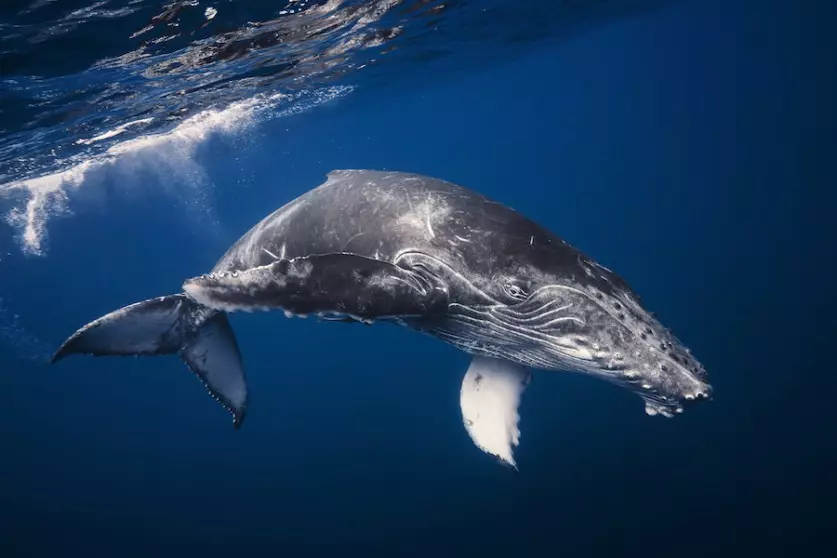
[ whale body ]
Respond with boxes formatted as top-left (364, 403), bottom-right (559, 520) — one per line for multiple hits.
top-left (53, 170), bottom-right (712, 468)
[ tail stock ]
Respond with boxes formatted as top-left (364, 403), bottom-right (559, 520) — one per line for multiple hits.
top-left (51, 294), bottom-right (247, 427)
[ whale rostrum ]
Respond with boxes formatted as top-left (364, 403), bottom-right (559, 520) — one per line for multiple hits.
top-left (53, 170), bottom-right (712, 468)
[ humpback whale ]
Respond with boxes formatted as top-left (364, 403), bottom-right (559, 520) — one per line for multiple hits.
top-left (53, 170), bottom-right (711, 468)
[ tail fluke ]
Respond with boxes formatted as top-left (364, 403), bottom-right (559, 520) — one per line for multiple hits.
top-left (179, 309), bottom-right (247, 427)
top-left (52, 294), bottom-right (248, 427)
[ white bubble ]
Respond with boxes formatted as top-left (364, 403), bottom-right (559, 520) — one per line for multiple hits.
top-left (0, 86), bottom-right (353, 257)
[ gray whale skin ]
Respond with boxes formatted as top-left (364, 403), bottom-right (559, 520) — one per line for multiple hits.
top-left (53, 170), bottom-right (712, 469)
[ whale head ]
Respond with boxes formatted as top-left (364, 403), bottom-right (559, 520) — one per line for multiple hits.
top-left (491, 280), bottom-right (711, 417)
top-left (406, 246), bottom-right (712, 417)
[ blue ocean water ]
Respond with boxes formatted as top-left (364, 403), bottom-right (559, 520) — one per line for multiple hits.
top-left (1, 0), bottom-right (836, 556)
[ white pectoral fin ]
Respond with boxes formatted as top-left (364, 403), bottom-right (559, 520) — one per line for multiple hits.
top-left (460, 356), bottom-right (532, 469)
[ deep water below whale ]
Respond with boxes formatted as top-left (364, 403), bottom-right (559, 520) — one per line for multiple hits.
top-left (1, 0), bottom-right (836, 556)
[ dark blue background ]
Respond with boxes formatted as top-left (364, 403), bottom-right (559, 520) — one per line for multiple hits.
top-left (2, 0), bottom-right (835, 555)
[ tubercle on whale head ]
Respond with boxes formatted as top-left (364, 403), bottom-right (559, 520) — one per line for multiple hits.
top-left (468, 272), bottom-right (712, 417)
top-left (575, 283), bottom-right (713, 416)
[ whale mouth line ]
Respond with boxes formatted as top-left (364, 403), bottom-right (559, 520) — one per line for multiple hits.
top-left (641, 387), bottom-right (713, 417)
top-left (556, 283), bottom-right (710, 389)
top-left (444, 287), bottom-right (713, 413)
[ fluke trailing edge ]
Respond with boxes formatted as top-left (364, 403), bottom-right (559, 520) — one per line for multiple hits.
top-left (52, 170), bottom-right (712, 469)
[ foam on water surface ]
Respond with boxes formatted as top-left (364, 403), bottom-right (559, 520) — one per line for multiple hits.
top-left (0, 86), bottom-right (352, 256)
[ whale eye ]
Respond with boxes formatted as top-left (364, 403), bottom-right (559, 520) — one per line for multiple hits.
top-left (503, 283), bottom-right (529, 301)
